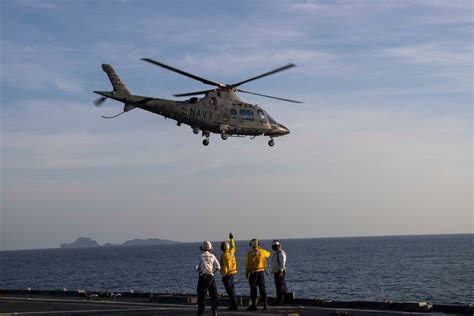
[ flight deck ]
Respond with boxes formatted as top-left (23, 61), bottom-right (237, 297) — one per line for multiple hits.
top-left (0, 290), bottom-right (472, 316)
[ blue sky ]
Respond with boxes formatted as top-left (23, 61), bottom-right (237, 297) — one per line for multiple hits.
top-left (1, 0), bottom-right (472, 250)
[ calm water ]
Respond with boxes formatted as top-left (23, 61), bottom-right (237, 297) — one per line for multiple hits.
top-left (1, 235), bottom-right (473, 304)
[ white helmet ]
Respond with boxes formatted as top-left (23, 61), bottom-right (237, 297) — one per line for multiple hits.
top-left (201, 240), bottom-right (213, 251)
top-left (272, 240), bottom-right (281, 251)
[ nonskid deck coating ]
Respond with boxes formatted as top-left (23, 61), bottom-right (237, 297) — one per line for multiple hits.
top-left (0, 291), bottom-right (472, 316)
top-left (1, 296), bottom-right (295, 315)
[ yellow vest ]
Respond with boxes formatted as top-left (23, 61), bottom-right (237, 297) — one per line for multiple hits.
top-left (220, 238), bottom-right (237, 276)
top-left (245, 247), bottom-right (270, 274)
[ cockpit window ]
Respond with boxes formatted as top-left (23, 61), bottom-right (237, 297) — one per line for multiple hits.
top-left (266, 112), bottom-right (277, 125)
top-left (257, 110), bottom-right (267, 122)
top-left (239, 109), bottom-right (254, 121)
top-left (230, 109), bottom-right (237, 118)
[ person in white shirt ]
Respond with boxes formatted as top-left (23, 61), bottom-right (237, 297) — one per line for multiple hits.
top-left (195, 240), bottom-right (221, 316)
top-left (271, 240), bottom-right (287, 305)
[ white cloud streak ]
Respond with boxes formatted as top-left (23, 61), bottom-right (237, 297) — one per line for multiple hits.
top-left (383, 42), bottom-right (473, 66)
top-left (0, 41), bottom-right (85, 94)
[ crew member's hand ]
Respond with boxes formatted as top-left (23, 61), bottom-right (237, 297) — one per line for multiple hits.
top-left (276, 271), bottom-right (283, 277)
top-left (229, 233), bottom-right (233, 239)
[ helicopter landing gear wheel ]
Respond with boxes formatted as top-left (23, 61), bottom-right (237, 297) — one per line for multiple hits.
top-left (221, 133), bottom-right (228, 140)
top-left (202, 131), bottom-right (210, 146)
top-left (268, 138), bottom-right (275, 147)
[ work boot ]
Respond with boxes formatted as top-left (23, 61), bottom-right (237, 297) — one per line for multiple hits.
top-left (247, 304), bottom-right (258, 311)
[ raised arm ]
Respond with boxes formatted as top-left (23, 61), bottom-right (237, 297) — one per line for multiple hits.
top-left (229, 233), bottom-right (236, 254)
top-left (260, 247), bottom-right (271, 258)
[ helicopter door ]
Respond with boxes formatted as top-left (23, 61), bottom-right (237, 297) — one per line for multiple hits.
top-left (239, 109), bottom-right (255, 133)
top-left (230, 109), bottom-right (238, 121)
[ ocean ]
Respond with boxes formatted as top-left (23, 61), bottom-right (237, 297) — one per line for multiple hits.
top-left (0, 234), bottom-right (472, 304)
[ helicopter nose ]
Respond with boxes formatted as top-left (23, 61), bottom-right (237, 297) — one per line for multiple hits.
top-left (278, 124), bottom-right (290, 135)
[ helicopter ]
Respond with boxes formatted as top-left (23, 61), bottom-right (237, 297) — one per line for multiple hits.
top-left (94, 58), bottom-right (302, 146)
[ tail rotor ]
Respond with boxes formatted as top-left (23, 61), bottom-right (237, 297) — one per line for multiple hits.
top-left (93, 96), bottom-right (108, 107)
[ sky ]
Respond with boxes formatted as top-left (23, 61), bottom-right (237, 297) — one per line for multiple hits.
top-left (0, 0), bottom-right (472, 250)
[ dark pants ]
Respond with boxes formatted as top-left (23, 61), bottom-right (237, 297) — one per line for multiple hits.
top-left (222, 274), bottom-right (238, 308)
top-left (248, 271), bottom-right (267, 307)
top-left (274, 270), bottom-right (287, 304)
top-left (197, 274), bottom-right (218, 315)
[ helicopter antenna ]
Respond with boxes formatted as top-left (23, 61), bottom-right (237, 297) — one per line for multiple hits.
top-left (101, 111), bottom-right (126, 119)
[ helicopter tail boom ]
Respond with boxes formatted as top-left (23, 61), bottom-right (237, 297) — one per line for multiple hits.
top-left (94, 64), bottom-right (145, 113)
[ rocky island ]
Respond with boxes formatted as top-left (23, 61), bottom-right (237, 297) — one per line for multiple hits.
top-left (60, 237), bottom-right (99, 248)
top-left (60, 237), bottom-right (179, 248)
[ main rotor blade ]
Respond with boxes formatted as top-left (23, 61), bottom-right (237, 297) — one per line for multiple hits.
top-left (141, 58), bottom-right (226, 88)
top-left (231, 63), bottom-right (296, 87)
top-left (173, 89), bottom-right (216, 97)
top-left (238, 89), bottom-right (303, 103)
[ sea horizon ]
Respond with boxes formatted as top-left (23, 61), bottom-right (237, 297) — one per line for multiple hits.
top-left (1, 232), bottom-right (473, 252)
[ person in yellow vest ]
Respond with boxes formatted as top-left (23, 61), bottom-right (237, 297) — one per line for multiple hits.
top-left (245, 238), bottom-right (270, 311)
top-left (220, 233), bottom-right (239, 310)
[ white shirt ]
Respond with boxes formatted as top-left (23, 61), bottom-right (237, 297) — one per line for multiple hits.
top-left (195, 251), bottom-right (220, 276)
top-left (271, 249), bottom-right (287, 273)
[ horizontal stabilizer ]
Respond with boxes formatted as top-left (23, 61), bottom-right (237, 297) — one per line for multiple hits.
top-left (93, 90), bottom-right (154, 105)
top-left (93, 91), bottom-right (115, 98)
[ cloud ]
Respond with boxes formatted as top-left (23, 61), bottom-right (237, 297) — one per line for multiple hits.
top-left (136, 15), bottom-right (305, 51)
top-left (179, 49), bottom-right (337, 79)
top-left (1, 99), bottom-right (186, 172)
top-left (92, 42), bottom-right (161, 69)
top-left (18, 0), bottom-right (59, 10)
top-left (415, 0), bottom-right (473, 9)
top-left (289, 0), bottom-right (473, 12)
top-left (383, 42), bottom-right (473, 66)
top-left (287, 0), bottom-right (473, 42)
top-left (0, 41), bottom-right (85, 94)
